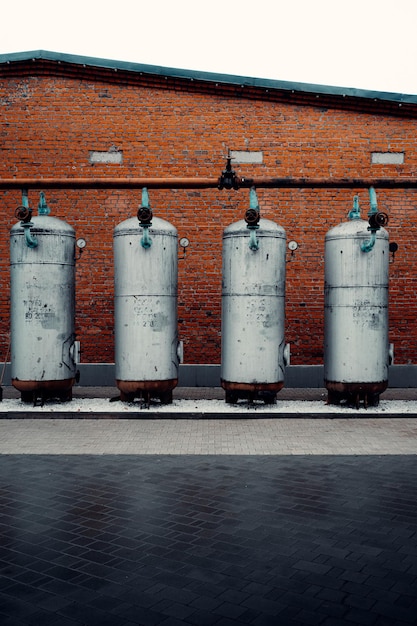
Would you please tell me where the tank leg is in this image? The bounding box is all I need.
[21,390,34,404]
[120,391,135,403]
[327,390,340,406]
[355,393,360,410]
[263,393,277,405]
[225,390,238,404]
[368,393,380,407]
[59,389,72,402]
[159,390,173,405]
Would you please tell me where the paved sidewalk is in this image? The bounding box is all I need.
[1,454,417,626]
[1,415,417,455]
[1,391,417,625]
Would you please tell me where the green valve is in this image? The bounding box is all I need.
[348,195,361,220]
[38,191,51,215]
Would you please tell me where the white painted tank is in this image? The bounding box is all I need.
[113,213,180,403]
[10,196,77,402]
[221,214,287,403]
[324,197,390,407]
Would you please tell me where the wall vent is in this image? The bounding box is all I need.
[371,152,404,165]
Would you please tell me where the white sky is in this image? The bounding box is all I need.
[2,0,417,95]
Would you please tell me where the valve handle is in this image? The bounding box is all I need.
[245,208,260,226]
[137,206,153,224]
[15,206,31,222]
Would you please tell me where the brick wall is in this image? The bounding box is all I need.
[1,63,416,365]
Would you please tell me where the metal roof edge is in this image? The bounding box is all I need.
[1,49,417,106]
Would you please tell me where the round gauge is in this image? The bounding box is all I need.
[288,240,298,251]
[179,237,190,248]
[76,238,87,249]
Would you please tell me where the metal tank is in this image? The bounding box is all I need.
[221,189,289,404]
[324,190,390,408]
[10,192,79,403]
[113,189,181,404]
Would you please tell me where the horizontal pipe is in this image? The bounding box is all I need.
[1,177,417,190]
[0,178,217,190]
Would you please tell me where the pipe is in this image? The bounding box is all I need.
[246,187,260,251]
[2,176,417,190]
[361,230,376,253]
[361,187,378,253]
[37,191,50,215]
[139,188,152,249]
[23,222,38,248]
[248,228,259,251]
[348,195,361,220]
[140,225,152,249]
[19,190,38,248]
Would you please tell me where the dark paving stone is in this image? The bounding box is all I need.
[0,455,417,625]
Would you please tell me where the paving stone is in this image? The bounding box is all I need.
[0,452,417,624]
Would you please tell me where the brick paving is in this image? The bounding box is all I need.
[0,391,417,625]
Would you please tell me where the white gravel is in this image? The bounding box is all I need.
[1,397,417,414]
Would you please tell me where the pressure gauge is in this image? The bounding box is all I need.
[179,237,190,248]
[76,238,87,249]
[288,240,298,251]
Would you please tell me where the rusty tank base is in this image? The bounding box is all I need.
[12,378,75,405]
[221,380,284,405]
[116,379,178,407]
[325,380,388,410]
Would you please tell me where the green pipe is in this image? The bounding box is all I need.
[22,222,38,248]
[20,190,38,248]
[248,226,259,251]
[139,188,152,249]
[247,187,260,251]
[141,224,152,249]
[37,191,50,215]
[361,231,376,253]
[361,187,378,253]
[348,195,361,220]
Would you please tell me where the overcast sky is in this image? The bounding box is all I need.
[2,0,417,95]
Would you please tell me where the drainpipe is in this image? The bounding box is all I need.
[245,187,261,251]
[137,188,153,249]
[361,187,389,253]
[16,190,38,248]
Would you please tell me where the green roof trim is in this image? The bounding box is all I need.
[1,49,416,106]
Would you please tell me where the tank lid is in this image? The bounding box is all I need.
[114,215,177,236]
[325,218,388,240]
[10,214,75,234]
[223,217,285,237]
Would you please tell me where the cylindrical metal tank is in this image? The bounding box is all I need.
[114,215,179,403]
[10,209,77,402]
[324,214,389,407]
[221,217,287,403]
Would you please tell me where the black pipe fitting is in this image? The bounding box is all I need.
[368,211,389,230]
[15,206,32,223]
[137,206,153,224]
[245,207,260,226]
[218,156,241,190]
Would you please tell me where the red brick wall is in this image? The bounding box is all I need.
[1,67,416,365]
